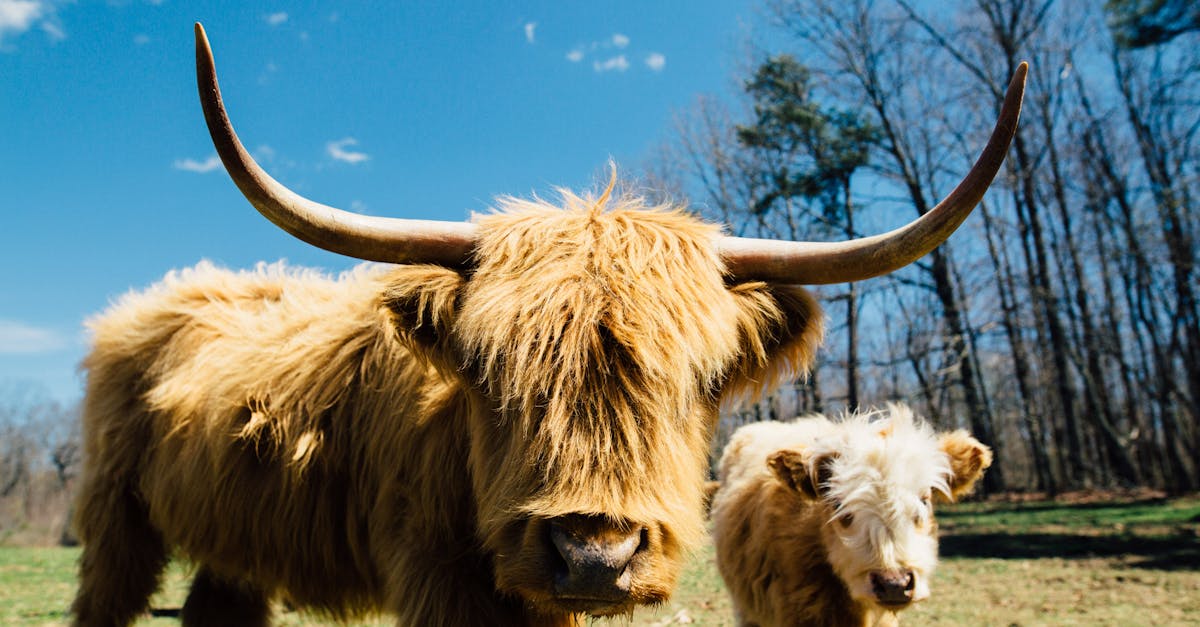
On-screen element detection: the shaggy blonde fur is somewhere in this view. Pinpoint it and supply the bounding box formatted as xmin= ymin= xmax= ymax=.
xmin=710 ymin=404 xmax=991 ymax=627
xmin=71 ymin=183 xmax=825 ymax=626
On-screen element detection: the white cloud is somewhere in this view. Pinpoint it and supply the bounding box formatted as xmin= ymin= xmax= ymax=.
xmin=611 ymin=33 xmax=629 ymax=48
xmin=0 ymin=1 xmax=41 ymax=31
xmin=173 ymin=155 xmax=222 ymax=173
xmin=266 ymin=12 xmax=288 ymax=26
xmin=593 ymin=55 xmax=629 ymax=73
xmin=524 ymin=21 xmax=536 ymax=44
xmin=327 ymin=138 xmax=369 ymax=164
xmin=0 ymin=320 xmax=67 ymax=354
xmin=645 ymin=52 xmax=665 ymax=72
xmin=0 ymin=0 xmax=46 ymax=45
xmin=566 ymin=48 xmax=583 ymax=63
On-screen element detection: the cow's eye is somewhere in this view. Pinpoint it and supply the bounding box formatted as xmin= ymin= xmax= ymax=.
xmin=838 ymin=512 xmax=854 ymax=528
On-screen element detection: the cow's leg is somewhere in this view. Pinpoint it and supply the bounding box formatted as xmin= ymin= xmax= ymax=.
xmin=181 ymin=567 xmax=271 ymax=627
xmin=70 ymin=486 xmax=168 ymax=627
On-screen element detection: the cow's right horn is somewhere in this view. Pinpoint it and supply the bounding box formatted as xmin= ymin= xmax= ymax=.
xmin=718 ymin=62 xmax=1028 ymax=285
xmin=195 ymin=23 xmax=479 ymax=267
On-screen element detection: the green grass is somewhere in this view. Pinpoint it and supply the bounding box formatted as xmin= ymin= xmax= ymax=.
xmin=3 ymin=495 xmax=1198 ymax=625
xmin=0 ymin=546 xmax=77 ymax=626
xmin=937 ymin=496 xmax=1200 ymax=533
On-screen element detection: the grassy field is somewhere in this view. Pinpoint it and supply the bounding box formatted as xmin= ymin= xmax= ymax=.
xmin=3 ymin=494 xmax=1197 ymax=626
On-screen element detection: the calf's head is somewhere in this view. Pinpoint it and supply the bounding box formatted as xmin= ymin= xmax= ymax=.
xmin=192 ymin=23 xmax=1023 ymax=617
xmin=768 ymin=405 xmax=992 ymax=612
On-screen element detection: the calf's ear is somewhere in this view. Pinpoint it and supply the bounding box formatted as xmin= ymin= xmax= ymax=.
xmin=768 ymin=448 xmax=833 ymax=501
xmin=937 ymin=431 xmax=993 ymax=501
xmin=381 ymin=266 xmax=466 ymax=373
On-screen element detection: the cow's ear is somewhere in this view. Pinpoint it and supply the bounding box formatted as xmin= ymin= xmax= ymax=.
xmin=767 ymin=448 xmax=832 ymax=500
xmin=937 ymin=431 xmax=993 ymax=502
xmin=723 ymin=283 xmax=824 ymax=401
xmin=381 ymin=266 xmax=466 ymax=369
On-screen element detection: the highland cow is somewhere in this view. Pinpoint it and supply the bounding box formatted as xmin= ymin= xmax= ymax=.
xmin=68 ymin=24 xmax=1024 ymax=627
xmin=709 ymin=405 xmax=993 ymax=627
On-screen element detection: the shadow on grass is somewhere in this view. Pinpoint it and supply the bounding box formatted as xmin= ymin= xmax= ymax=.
xmin=942 ymin=495 xmax=1176 ymax=517
xmin=941 ymin=532 xmax=1200 ymax=570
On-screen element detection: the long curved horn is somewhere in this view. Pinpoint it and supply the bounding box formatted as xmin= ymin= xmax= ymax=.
xmin=718 ymin=62 xmax=1028 ymax=284
xmin=195 ymin=23 xmax=478 ymax=266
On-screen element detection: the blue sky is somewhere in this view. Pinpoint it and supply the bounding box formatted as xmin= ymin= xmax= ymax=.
xmin=0 ymin=1 xmax=759 ymax=403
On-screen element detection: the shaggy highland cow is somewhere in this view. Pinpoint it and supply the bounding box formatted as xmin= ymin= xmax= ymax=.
xmin=709 ymin=405 xmax=993 ymax=627
xmin=69 ymin=24 xmax=1024 ymax=627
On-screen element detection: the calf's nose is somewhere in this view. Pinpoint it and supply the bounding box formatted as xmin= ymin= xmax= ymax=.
xmin=549 ymin=515 xmax=645 ymax=599
xmin=870 ymin=569 xmax=915 ymax=606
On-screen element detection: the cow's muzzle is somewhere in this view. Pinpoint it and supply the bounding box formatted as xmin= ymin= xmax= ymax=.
xmin=547 ymin=514 xmax=646 ymax=611
xmin=870 ymin=569 xmax=916 ymax=607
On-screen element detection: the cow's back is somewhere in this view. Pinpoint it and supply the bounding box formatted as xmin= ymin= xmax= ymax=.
xmin=76 ymin=261 xmax=427 ymax=613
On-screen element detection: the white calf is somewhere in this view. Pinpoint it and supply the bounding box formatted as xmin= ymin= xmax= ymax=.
xmin=710 ymin=404 xmax=991 ymax=627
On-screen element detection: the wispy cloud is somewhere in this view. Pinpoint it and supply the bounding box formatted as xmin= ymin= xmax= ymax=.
xmin=524 ymin=22 xmax=536 ymax=44
xmin=133 ymin=33 xmax=150 ymax=45
xmin=252 ymin=144 xmax=276 ymax=162
xmin=40 ymin=17 xmax=62 ymax=40
xmin=565 ymin=33 xmax=661 ymax=74
xmin=593 ymin=55 xmax=629 ymax=73
xmin=327 ymin=138 xmax=369 ymax=164
xmin=0 ymin=320 xmax=67 ymax=354
xmin=266 ymin=12 xmax=288 ymax=27
xmin=173 ymin=155 xmax=222 ymax=173
xmin=0 ymin=0 xmax=49 ymax=46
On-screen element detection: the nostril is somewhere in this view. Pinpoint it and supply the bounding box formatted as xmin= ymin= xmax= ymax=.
xmin=871 ymin=570 xmax=916 ymax=605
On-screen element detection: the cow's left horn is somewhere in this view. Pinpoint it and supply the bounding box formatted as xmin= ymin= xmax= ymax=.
xmin=195 ymin=23 xmax=478 ymax=266
xmin=718 ymin=62 xmax=1027 ymax=284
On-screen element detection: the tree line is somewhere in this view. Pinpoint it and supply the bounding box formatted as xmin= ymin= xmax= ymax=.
xmin=657 ymin=0 xmax=1199 ymax=494
xmin=0 ymin=386 xmax=79 ymax=545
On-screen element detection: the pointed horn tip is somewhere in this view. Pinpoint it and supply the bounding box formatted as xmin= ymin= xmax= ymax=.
xmin=194 ymin=23 xmax=212 ymax=60
xmin=1014 ymin=61 xmax=1029 ymax=85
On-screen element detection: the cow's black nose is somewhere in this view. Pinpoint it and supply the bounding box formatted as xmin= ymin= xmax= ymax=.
xmin=548 ymin=515 xmax=645 ymax=601
xmin=870 ymin=569 xmax=915 ymax=606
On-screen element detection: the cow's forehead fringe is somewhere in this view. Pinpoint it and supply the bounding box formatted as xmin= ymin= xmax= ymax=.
xmin=459 ymin=189 xmax=744 ymax=420
xmin=452 ymin=189 xmax=763 ymax=523
xmin=819 ymin=405 xmax=953 ymax=506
